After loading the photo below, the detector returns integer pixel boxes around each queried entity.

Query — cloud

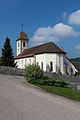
[75,44,80,54]
[31,26,58,45]
[52,23,78,37]
[31,23,79,45]
[76,44,80,50]
[69,10,80,25]
[62,12,67,19]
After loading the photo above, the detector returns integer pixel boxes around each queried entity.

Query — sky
[0,0,80,58]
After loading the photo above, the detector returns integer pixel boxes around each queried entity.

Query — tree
[2,37,16,67]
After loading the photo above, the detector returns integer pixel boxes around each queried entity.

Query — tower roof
[17,32,29,41]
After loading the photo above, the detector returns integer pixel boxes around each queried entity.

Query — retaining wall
[0,66,80,90]
[44,72,80,90]
[0,66,24,76]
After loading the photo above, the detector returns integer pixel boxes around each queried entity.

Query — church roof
[17,32,29,41]
[16,42,66,59]
[71,62,80,71]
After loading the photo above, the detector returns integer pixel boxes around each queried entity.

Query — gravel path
[0,74,80,120]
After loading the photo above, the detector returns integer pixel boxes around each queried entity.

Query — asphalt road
[0,74,80,120]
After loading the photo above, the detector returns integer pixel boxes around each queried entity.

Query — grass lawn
[32,84,80,101]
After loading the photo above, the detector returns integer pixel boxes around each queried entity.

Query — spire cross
[21,24,24,32]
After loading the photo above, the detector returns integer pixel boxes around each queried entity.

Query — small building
[15,29,78,75]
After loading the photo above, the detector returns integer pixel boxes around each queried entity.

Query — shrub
[75,72,80,76]
[24,64,69,88]
[30,75,69,88]
[24,64,44,82]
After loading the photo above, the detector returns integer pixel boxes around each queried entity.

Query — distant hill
[70,57,80,63]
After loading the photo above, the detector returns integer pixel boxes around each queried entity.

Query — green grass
[32,84,80,101]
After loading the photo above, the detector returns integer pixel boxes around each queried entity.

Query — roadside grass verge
[24,64,80,101]
[32,84,80,101]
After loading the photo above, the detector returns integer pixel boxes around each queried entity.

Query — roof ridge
[30,42,53,48]
[17,42,66,58]
[17,42,53,56]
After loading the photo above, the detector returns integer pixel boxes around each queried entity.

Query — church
[15,27,78,75]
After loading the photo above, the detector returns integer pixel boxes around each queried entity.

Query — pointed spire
[21,24,24,32]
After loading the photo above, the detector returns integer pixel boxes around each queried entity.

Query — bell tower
[17,24,29,56]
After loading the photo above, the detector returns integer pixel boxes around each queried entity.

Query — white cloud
[62,12,67,19]
[31,26,58,45]
[69,10,80,25]
[52,23,78,37]
[76,44,80,50]
[31,23,79,45]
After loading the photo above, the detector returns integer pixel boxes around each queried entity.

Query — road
[0,74,80,120]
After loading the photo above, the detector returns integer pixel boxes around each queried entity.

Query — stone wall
[0,66,80,90]
[44,72,80,90]
[0,66,24,76]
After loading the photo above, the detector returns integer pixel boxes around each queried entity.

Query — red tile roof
[16,42,66,59]
[72,62,80,71]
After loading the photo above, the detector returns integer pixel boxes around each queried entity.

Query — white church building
[15,29,78,75]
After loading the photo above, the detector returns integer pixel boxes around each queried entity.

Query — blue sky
[0,0,80,58]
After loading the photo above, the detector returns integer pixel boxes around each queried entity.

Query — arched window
[41,62,43,69]
[18,60,20,66]
[29,59,31,64]
[25,59,27,65]
[71,68,73,74]
[50,61,53,71]
[37,62,39,66]
[22,60,23,67]
[23,42,25,47]
[18,43,19,47]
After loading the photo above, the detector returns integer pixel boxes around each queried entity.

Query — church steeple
[16,25,29,56]
[21,24,23,32]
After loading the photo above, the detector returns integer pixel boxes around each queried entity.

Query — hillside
[70,58,80,63]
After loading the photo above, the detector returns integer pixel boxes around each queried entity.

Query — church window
[37,62,39,66]
[71,68,73,74]
[22,60,23,67]
[41,62,43,69]
[50,61,53,71]
[18,43,19,47]
[23,42,25,47]
[29,59,31,64]
[18,60,20,66]
[25,59,27,65]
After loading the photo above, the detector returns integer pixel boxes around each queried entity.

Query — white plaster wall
[16,53,57,72]
[45,53,56,72]
[56,53,60,72]
[36,53,59,72]
[59,54,64,73]
[15,57,34,69]
[36,54,46,71]
[64,56,78,74]
[56,54,78,74]
[17,40,21,56]
[17,40,28,56]
[15,53,64,73]
[55,53,64,74]
[15,53,77,74]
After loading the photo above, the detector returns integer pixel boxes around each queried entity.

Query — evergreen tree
[2,37,16,67]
